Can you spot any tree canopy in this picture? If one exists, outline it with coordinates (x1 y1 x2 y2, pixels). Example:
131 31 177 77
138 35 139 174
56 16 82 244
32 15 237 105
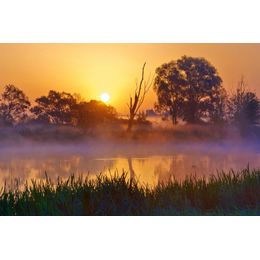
75 100 117 128
30 91 117 128
154 56 225 124
0 85 31 126
31 90 78 125
227 79 260 127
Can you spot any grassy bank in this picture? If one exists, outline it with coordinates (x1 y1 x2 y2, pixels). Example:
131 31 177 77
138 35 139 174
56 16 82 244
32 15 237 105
0 168 260 215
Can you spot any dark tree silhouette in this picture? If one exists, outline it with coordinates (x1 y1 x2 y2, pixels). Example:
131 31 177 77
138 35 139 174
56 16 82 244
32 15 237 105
127 62 152 131
207 86 227 124
154 56 224 124
31 90 77 125
0 85 31 126
75 100 117 128
227 78 260 127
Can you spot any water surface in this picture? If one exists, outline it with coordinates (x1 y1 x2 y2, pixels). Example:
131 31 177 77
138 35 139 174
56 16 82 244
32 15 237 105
1 142 260 188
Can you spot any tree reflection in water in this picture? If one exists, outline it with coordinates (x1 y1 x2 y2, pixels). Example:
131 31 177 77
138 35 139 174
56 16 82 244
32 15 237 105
1 149 260 189
127 157 135 180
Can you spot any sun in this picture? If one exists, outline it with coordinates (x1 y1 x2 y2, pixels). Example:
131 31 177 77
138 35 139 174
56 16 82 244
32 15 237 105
100 92 110 103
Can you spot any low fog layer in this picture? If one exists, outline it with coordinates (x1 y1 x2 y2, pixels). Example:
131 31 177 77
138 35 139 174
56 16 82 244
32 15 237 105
1 126 260 190
0 123 260 157
1 138 260 157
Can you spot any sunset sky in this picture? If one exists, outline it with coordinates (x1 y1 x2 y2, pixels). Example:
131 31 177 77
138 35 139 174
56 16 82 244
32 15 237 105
0 43 260 114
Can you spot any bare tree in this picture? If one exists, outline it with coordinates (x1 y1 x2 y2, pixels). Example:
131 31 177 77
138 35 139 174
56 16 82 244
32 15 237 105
227 76 260 128
127 62 152 131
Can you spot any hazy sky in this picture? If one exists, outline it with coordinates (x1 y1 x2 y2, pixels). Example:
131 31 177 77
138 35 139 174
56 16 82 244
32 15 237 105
0 44 260 113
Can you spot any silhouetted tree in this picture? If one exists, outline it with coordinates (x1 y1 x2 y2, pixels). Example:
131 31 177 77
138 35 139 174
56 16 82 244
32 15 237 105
75 100 117 128
227 78 260 127
0 85 31 126
31 90 77 125
127 62 152 131
154 56 224 124
207 87 227 124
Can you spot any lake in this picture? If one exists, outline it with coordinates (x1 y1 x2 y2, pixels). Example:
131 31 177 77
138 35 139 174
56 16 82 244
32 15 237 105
1 141 260 188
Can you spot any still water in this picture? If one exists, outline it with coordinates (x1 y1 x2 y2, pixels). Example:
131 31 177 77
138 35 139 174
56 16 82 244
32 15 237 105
0 142 260 188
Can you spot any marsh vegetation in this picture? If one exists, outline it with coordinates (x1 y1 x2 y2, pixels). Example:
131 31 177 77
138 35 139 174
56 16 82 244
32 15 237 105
0 168 259 216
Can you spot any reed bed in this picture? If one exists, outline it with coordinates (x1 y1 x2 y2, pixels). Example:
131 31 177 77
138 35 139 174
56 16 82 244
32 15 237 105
0 168 260 215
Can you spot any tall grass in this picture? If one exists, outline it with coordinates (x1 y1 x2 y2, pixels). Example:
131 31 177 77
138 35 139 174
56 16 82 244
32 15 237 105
0 168 260 215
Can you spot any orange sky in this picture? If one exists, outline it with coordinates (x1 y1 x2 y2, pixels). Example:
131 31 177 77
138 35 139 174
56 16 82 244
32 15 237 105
0 43 260 113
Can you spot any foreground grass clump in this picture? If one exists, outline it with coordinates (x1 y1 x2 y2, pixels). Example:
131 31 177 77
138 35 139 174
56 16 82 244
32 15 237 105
0 169 260 215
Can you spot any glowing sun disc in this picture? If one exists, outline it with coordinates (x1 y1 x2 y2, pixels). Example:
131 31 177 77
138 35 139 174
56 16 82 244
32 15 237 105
100 92 110 103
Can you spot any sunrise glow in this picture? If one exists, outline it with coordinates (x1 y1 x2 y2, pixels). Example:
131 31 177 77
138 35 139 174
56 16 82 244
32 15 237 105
1 44 260 114
100 92 110 103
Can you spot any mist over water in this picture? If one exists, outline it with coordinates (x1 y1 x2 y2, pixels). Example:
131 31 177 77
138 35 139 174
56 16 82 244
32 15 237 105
1 137 260 188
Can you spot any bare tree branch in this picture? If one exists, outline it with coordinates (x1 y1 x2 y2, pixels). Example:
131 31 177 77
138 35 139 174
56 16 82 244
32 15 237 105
127 62 153 131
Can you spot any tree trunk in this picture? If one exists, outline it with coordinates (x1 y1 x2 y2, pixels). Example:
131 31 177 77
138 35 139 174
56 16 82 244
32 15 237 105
127 114 134 132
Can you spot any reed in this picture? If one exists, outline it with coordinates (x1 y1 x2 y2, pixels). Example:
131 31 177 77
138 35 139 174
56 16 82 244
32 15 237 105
0 168 260 215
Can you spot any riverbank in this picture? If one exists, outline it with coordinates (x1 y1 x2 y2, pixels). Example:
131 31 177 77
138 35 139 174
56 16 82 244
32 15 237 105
1 123 260 145
0 168 259 215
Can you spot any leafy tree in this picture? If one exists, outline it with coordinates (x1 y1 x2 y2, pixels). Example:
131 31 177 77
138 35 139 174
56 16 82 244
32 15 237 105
207 87 227 124
0 85 31 126
75 100 117 128
154 56 224 124
227 78 260 127
31 90 77 125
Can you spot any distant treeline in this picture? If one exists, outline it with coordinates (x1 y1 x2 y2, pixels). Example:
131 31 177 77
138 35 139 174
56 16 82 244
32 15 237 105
0 55 259 132
0 86 118 128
